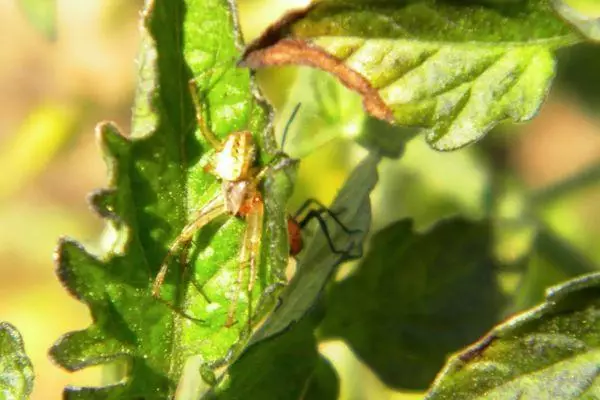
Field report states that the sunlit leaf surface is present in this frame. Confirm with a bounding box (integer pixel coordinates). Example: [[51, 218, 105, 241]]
[[0, 322, 34, 400], [49, 0, 290, 397], [427, 273, 600, 399], [243, 0, 581, 150]]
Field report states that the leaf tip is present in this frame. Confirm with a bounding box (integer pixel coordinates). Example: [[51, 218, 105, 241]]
[[96, 121, 130, 156], [54, 237, 104, 304], [0, 322, 34, 398], [88, 189, 121, 223]]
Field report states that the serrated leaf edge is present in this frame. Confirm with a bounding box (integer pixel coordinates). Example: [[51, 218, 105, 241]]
[[426, 271, 600, 397]]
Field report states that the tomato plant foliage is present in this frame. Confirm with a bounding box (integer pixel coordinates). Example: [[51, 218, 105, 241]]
[[5, 0, 600, 399]]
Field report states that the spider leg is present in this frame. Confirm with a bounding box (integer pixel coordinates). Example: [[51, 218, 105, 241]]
[[253, 155, 300, 185], [153, 192, 227, 320], [179, 242, 213, 304], [245, 200, 264, 294], [188, 79, 223, 150], [225, 198, 264, 328]]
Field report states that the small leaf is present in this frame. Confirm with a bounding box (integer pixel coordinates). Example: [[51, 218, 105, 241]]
[[553, 0, 600, 41], [246, 152, 379, 347], [242, 0, 581, 150], [320, 217, 504, 390], [427, 272, 600, 399], [0, 322, 34, 400]]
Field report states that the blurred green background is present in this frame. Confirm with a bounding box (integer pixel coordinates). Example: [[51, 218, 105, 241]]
[[1, 0, 599, 399]]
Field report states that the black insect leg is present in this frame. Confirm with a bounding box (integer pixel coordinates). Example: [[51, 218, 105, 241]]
[[294, 198, 363, 258]]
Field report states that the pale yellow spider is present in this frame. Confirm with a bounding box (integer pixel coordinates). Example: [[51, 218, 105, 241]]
[[152, 80, 294, 327]]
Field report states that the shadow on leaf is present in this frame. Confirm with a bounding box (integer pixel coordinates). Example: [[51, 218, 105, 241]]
[[320, 217, 504, 390]]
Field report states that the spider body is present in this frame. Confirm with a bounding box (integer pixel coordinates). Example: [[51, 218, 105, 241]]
[[153, 133, 269, 327], [153, 81, 359, 328], [211, 131, 256, 182], [151, 81, 294, 328]]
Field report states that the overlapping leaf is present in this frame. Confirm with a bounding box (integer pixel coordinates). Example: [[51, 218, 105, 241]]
[[209, 311, 337, 400], [242, 0, 581, 150], [320, 217, 504, 390], [49, 0, 291, 398], [427, 272, 600, 399], [0, 322, 34, 400], [553, 0, 600, 41], [204, 152, 379, 398], [247, 152, 378, 347], [278, 68, 414, 158]]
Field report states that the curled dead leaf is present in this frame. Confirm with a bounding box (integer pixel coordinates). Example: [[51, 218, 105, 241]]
[[241, 5, 394, 123]]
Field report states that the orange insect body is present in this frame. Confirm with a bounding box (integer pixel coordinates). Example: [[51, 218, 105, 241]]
[[287, 218, 303, 257]]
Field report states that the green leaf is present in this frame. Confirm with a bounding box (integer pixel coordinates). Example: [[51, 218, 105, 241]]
[[513, 227, 598, 311], [277, 68, 365, 158], [242, 0, 581, 150], [320, 217, 504, 390], [50, 0, 290, 398], [427, 272, 600, 399], [553, 0, 600, 41], [198, 153, 378, 398], [277, 68, 413, 158], [0, 322, 34, 400], [247, 152, 379, 347], [208, 311, 337, 399]]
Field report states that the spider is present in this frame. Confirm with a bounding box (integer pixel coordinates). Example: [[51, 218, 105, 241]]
[[152, 81, 360, 327], [151, 80, 292, 327]]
